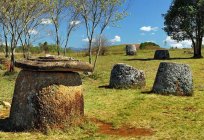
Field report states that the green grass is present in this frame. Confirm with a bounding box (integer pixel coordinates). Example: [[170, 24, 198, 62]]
[[1, 48, 204, 139]]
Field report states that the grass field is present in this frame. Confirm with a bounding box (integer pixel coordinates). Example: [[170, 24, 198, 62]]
[[1, 47, 204, 139]]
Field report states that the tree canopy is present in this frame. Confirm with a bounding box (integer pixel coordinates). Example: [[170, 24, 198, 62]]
[[164, 0, 204, 58]]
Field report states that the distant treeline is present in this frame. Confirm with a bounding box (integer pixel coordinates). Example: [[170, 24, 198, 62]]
[[0, 42, 74, 55]]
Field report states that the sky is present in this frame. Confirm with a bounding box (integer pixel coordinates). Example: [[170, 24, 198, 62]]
[[33, 0, 196, 49]]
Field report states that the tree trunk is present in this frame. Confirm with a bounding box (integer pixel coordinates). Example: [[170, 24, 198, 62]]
[[88, 40, 92, 64], [64, 36, 69, 56], [5, 44, 9, 58], [193, 38, 203, 58], [10, 48, 15, 72], [93, 35, 102, 72], [22, 45, 26, 59], [57, 34, 60, 56]]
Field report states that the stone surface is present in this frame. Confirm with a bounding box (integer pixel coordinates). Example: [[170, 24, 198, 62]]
[[109, 63, 146, 89], [0, 101, 11, 108], [126, 45, 137, 55], [9, 70, 83, 131], [152, 62, 193, 96], [15, 56, 93, 72], [154, 50, 170, 59]]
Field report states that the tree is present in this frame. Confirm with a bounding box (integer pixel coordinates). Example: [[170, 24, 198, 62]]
[[92, 0, 127, 71], [77, 0, 127, 66], [164, 0, 204, 58], [0, 0, 50, 71], [49, 0, 68, 56], [64, 2, 81, 56]]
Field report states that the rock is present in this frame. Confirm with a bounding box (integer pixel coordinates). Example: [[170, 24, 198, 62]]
[[0, 101, 11, 108], [154, 50, 170, 59], [0, 105, 3, 110], [9, 70, 83, 131], [126, 45, 137, 55], [109, 63, 146, 89], [152, 62, 193, 96]]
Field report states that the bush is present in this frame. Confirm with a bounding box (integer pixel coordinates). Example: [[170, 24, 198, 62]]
[[139, 42, 160, 50]]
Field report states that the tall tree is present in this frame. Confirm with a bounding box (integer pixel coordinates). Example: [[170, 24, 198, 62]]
[[93, 0, 127, 71], [78, 0, 127, 65], [64, 2, 81, 56], [164, 0, 204, 58], [50, 0, 68, 56]]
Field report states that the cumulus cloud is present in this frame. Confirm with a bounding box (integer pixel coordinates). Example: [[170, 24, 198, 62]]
[[140, 26, 159, 32], [165, 36, 192, 48], [111, 35, 121, 43], [28, 29, 38, 35], [41, 18, 52, 24], [70, 20, 81, 26]]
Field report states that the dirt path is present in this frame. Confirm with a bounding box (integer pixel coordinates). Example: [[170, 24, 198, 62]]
[[91, 118, 154, 137]]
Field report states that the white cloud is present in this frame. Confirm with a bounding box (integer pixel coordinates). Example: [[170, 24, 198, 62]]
[[82, 38, 96, 43], [70, 20, 81, 26], [111, 35, 121, 43], [28, 29, 38, 35], [140, 26, 159, 32], [164, 36, 192, 48], [41, 18, 52, 24]]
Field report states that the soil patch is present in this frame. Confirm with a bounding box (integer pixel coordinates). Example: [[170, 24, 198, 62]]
[[91, 118, 154, 137]]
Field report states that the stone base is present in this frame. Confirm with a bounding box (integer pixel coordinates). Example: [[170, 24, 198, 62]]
[[152, 62, 193, 96], [9, 70, 83, 131]]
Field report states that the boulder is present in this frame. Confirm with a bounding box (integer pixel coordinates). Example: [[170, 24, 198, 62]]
[[152, 62, 193, 96], [109, 63, 146, 89], [126, 45, 137, 55], [154, 50, 170, 59]]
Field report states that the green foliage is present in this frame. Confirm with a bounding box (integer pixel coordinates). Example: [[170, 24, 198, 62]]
[[139, 42, 160, 50], [164, 0, 204, 57]]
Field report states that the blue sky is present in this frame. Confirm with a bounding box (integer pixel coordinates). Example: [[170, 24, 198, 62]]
[[38, 0, 187, 49]]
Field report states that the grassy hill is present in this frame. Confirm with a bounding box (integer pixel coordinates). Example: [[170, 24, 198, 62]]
[[1, 48, 204, 139]]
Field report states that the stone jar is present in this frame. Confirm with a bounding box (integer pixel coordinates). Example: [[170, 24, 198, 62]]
[[152, 62, 193, 96], [109, 63, 146, 89], [9, 57, 93, 131], [126, 45, 137, 55], [154, 50, 170, 59]]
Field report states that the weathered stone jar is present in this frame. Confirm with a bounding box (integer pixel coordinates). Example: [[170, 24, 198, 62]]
[[154, 50, 170, 59], [152, 62, 193, 96], [109, 63, 146, 89], [126, 45, 137, 55], [9, 56, 93, 131]]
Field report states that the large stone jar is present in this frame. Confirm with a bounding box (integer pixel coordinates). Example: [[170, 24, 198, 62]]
[[109, 63, 146, 89], [154, 50, 170, 59], [152, 62, 193, 96], [126, 45, 137, 55], [9, 56, 93, 131]]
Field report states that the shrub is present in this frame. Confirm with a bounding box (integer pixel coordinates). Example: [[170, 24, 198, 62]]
[[139, 42, 160, 50]]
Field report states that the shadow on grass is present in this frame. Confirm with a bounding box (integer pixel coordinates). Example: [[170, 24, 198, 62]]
[[98, 85, 112, 89], [124, 57, 199, 61], [141, 90, 153, 94]]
